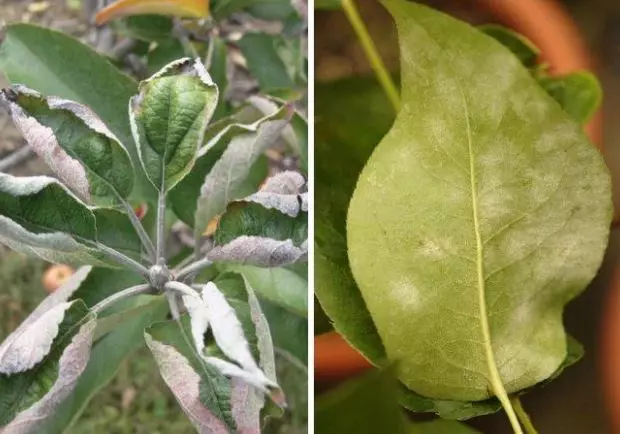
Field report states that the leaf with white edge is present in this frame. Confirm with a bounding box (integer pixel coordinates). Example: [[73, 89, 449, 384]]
[[130, 57, 219, 192], [215, 201, 308, 247], [0, 86, 134, 205], [240, 171, 306, 217], [0, 301, 95, 430], [347, 0, 612, 404], [0, 302, 75, 375], [0, 174, 117, 267], [193, 106, 291, 237], [144, 333, 231, 434], [208, 236, 307, 267], [145, 317, 236, 431]]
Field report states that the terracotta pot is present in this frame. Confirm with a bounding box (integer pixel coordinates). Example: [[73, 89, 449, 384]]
[[315, 0, 603, 381]]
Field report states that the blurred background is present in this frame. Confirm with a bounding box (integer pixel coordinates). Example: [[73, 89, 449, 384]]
[[315, 0, 620, 432]]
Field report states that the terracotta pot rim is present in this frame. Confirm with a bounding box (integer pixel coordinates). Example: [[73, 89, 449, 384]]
[[315, 0, 603, 379]]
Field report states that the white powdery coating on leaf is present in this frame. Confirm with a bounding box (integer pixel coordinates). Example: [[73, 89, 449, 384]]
[[204, 357, 275, 393], [47, 97, 122, 145], [0, 217, 107, 267], [2, 320, 96, 434], [182, 294, 210, 355], [260, 171, 305, 194], [207, 236, 307, 267], [0, 302, 74, 374], [4, 88, 90, 201], [199, 282, 258, 373], [145, 334, 229, 434], [231, 378, 261, 434], [300, 192, 308, 212]]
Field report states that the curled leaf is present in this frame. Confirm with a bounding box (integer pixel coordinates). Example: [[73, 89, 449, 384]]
[[1, 86, 134, 204], [239, 171, 306, 218], [96, 0, 209, 25], [0, 302, 75, 374], [130, 57, 219, 192], [208, 236, 307, 267], [194, 107, 291, 237]]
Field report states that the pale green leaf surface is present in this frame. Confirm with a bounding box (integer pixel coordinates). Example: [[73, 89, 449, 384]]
[[347, 0, 612, 402]]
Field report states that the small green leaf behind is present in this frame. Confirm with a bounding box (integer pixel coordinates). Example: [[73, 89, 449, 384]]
[[538, 72, 602, 124], [0, 174, 116, 267], [193, 106, 291, 238], [130, 57, 219, 192], [1, 86, 135, 205], [237, 33, 297, 94], [0, 300, 96, 431], [112, 15, 174, 43]]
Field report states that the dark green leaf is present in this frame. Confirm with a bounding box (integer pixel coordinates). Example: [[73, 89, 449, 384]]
[[210, 37, 230, 121], [237, 33, 296, 93], [131, 58, 219, 192], [113, 15, 174, 42], [260, 298, 307, 364], [479, 24, 539, 68], [92, 208, 143, 257], [146, 39, 186, 76]]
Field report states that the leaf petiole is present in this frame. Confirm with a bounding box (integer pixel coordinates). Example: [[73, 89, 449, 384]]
[[91, 283, 154, 315], [117, 196, 157, 262], [95, 242, 150, 277], [156, 190, 167, 264], [512, 396, 538, 434], [174, 257, 212, 281]]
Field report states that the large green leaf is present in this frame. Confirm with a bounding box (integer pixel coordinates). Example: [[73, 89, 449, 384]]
[[92, 208, 143, 257], [347, 0, 611, 407], [130, 58, 219, 192], [260, 298, 307, 364], [0, 174, 113, 267], [1, 86, 134, 205], [0, 24, 154, 202], [314, 76, 394, 362]]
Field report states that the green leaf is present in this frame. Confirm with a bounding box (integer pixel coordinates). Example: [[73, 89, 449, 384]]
[[347, 0, 611, 405], [0, 301, 95, 430], [210, 37, 230, 121], [236, 33, 296, 93], [316, 367, 409, 434], [479, 25, 539, 68], [0, 24, 154, 202], [113, 15, 174, 42], [537, 72, 602, 124], [68, 267, 142, 309], [221, 265, 308, 316], [314, 0, 341, 9], [0, 174, 113, 267], [193, 107, 290, 237], [1, 86, 135, 205], [314, 76, 394, 363], [39, 298, 168, 433], [260, 298, 307, 364], [291, 111, 309, 173], [145, 317, 237, 432], [130, 58, 219, 192], [146, 39, 186, 76], [92, 208, 142, 257]]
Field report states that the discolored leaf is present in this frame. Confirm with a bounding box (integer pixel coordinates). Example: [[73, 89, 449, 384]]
[[130, 57, 219, 192], [208, 236, 307, 267], [240, 171, 306, 217], [0, 174, 115, 267], [96, 0, 209, 25], [146, 317, 236, 431], [1, 86, 134, 205], [347, 0, 611, 406], [0, 301, 95, 430], [193, 107, 290, 237]]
